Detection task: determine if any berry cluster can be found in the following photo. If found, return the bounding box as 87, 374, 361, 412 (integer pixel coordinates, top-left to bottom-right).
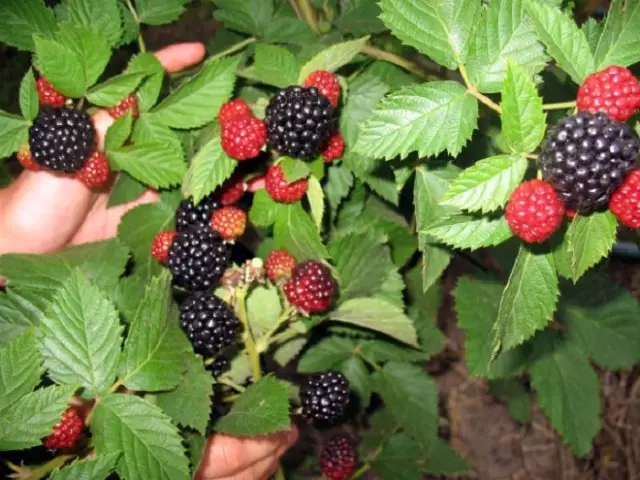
43, 407, 83, 450
507, 66, 640, 243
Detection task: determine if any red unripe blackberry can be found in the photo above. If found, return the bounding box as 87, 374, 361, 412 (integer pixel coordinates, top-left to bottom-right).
265, 249, 296, 282
151, 230, 178, 264
36, 77, 66, 108
167, 228, 232, 292
284, 260, 335, 313
320, 435, 357, 480
221, 116, 266, 160
218, 175, 245, 205
75, 150, 110, 189
300, 371, 350, 424
322, 131, 344, 163
577, 66, 640, 122
218, 99, 252, 125
266, 86, 334, 159
107, 94, 139, 119
265, 164, 308, 203
175, 193, 221, 232
538, 111, 639, 213
179, 292, 240, 357
210, 206, 247, 240
43, 407, 83, 449
29, 107, 96, 174
304, 70, 341, 108
609, 169, 640, 229
17, 144, 39, 171
505, 180, 565, 243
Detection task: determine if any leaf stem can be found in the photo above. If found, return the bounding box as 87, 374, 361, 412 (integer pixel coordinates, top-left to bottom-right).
236, 288, 262, 382
124, 0, 146, 53
356, 351, 382, 371
350, 445, 383, 479
296, 0, 321, 33
288, 0, 303, 20
209, 37, 257, 62
269, 328, 303, 347
542, 100, 576, 110
23, 455, 75, 480
219, 378, 246, 392
458, 63, 502, 114
107, 378, 124, 394
256, 305, 296, 353
523, 152, 538, 160
361, 44, 431, 79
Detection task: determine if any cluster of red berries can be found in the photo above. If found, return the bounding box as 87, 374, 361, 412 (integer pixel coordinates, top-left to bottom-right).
43, 407, 83, 450
506, 66, 640, 243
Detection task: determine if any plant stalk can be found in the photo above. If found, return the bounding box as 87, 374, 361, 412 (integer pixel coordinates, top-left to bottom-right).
296, 0, 321, 33
25, 455, 75, 480
124, 0, 146, 53
210, 37, 257, 62
542, 100, 576, 110
256, 305, 296, 353
236, 288, 262, 382
361, 44, 431, 79
458, 63, 502, 114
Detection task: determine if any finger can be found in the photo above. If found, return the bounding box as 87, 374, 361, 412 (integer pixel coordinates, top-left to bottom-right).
195, 428, 297, 480
154, 42, 206, 73
93, 109, 114, 150
219, 436, 296, 480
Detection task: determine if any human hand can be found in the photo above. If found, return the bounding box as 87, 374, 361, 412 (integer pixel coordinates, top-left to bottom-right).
195, 428, 299, 480
0, 43, 206, 256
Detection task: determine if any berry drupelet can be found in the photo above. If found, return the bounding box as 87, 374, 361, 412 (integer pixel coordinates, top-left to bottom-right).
538, 111, 639, 213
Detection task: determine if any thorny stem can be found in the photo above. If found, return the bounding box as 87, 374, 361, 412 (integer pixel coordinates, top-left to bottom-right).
361, 44, 431, 79
236, 288, 262, 382
124, 0, 146, 53
11, 454, 75, 480
458, 63, 502, 114
542, 100, 576, 110
296, 0, 321, 33
288, 0, 303, 20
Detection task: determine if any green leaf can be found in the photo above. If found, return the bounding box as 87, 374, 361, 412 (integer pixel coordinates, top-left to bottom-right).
91, 394, 190, 480
371, 433, 424, 480
330, 231, 393, 301
335, 0, 385, 36
0, 239, 130, 296
0, 385, 76, 450
108, 173, 146, 208
155, 353, 213, 434
273, 336, 307, 367
273, 203, 330, 260
39, 271, 122, 396
0, 330, 43, 411
562, 273, 640, 369
151, 57, 238, 129
280, 157, 311, 183
467, 0, 547, 93
493, 246, 559, 352
524, 0, 595, 84
529, 332, 600, 456
213, 0, 273, 36
339, 356, 371, 407
86, 72, 147, 107
325, 166, 354, 222
254, 44, 300, 88
107, 142, 186, 189
49, 453, 121, 480
135, 0, 188, 25
594, 0, 640, 69
566, 211, 617, 282
379, 0, 481, 70
249, 189, 282, 228
132, 114, 183, 153
126, 53, 164, 112
247, 284, 282, 339
423, 438, 470, 475
299, 36, 369, 81
355, 82, 478, 160
441, 155, 528, 213
371, 362, 438, 453
425, 214, 513, 250
216, 377, 291, 436
340, 73, 389, 148
119, 273, 191, 391
117, 2, 139, 48
182, 135, 236, 205
54, 24, 112, 91
489, 378, 532, 423
19, 68, 38, 121
65, 0, 122, 47
185, 432, 206, 477
414, 165, 460, 233
0, 111, 30, 160
306, 176, 324, 230
298, 337, 356, 372
0, 289, 53, 345
0, 0, 57, 51
117, 199, 175, 280
582, 17, 602, 55
33, 37, 81, 97
330, 298, 419, 347
105, 113, 133, 152
501, 62, 546, 153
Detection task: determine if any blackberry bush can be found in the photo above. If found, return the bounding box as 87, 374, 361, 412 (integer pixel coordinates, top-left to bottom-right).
1, 1, 640, 480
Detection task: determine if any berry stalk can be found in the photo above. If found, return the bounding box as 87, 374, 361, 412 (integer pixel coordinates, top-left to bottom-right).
256, 305, 296, 353
234, 287, 262, 382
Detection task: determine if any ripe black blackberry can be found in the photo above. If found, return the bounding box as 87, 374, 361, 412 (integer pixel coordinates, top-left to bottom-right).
265, 86, 334, 159
167, 228, 231, 292
175, 193, 221, 232
180, 292, 240, 357
206, 356, 230, 378
300, 371, 350, 424
538, 111, 639, 213
29, 107, 95, 173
